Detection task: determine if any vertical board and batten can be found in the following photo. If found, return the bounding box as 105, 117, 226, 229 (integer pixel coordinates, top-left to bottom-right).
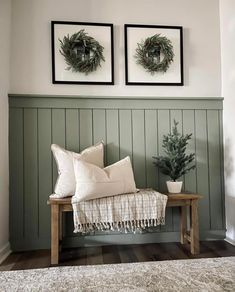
9, 95, 225, 250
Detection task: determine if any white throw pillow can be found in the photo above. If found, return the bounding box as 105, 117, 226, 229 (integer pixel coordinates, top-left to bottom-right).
73, 156, 137, 202
51, 142, 104, 198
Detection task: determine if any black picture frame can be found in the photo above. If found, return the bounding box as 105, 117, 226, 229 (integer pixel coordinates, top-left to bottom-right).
124, 24, 184, 86
51, 21, 114, 85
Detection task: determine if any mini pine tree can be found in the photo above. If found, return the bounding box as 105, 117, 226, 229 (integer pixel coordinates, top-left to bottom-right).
153, 120, 196, 181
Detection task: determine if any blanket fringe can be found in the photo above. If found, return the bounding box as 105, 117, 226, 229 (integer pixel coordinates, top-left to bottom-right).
73, 217, 165, 234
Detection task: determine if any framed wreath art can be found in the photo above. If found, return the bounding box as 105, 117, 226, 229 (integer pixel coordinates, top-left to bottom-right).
51, 21, 114, 85
125, 24, 183, 86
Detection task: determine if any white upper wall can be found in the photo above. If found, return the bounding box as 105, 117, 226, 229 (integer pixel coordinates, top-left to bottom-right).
10, 0, 221, 97
220, 0, 235, 242
0, 0, 11, 254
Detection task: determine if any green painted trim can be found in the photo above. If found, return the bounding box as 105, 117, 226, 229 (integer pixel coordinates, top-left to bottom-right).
8, 94, 224, 101
63, 230, 226, 248
10, 230, 226, 251
9, 95, 223, 110
10, 237, 50, 251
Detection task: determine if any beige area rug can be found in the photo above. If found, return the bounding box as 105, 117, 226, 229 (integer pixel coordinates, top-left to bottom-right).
0, 257, 235, 291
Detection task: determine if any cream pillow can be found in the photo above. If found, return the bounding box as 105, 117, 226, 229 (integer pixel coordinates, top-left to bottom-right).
73, 156, 137, 202
51, 142, 104, 198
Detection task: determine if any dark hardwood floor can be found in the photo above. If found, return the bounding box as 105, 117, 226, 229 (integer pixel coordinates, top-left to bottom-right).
1, 240, 235, 271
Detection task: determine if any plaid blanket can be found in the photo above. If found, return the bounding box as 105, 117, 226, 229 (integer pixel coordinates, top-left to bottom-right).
72, 189, 168, 234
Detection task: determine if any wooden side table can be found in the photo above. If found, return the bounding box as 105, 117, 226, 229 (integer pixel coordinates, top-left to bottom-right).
166, 193, 203, 254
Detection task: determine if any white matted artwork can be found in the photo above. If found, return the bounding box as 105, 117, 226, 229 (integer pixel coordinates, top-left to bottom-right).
125, 24, 183, 86
51, 21, 114, 85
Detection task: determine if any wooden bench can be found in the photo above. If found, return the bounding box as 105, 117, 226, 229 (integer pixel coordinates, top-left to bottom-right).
48, 192, 202, 265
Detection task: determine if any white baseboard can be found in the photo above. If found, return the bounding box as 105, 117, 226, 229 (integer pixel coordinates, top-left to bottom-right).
225, 237, 235, 246
0, 242, 11, 264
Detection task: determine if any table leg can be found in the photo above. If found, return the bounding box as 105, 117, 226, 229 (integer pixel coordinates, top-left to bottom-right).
51, 204, 59, 265
180, 205, 187, 244
190, 200, 200, 254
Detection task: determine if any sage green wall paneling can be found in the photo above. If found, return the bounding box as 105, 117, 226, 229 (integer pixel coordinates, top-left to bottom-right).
52, 109, 66, 187
195, 110, 210, 230
23, 109, 38, 238
182, 110, 197, 233
170, 110, 183, 232
79, 109, 93, 150
65, 109, 80, 236
93, 109, 106, 165
9, 108, 24, 240
183, 110, 197, 193
207, 110, 223, 230
52, 109, 68, 237
145, 110, 158, 190
106, 110, 119, 165
8, 95, 225, 250
132, 110, 146, 189
65, 109, 80, 152
157, 110, 172, 232
93, 109, 106, 145
119, 110, 132, 161
158, 110, 170, 192
219, 110, 225, 229
38, 109, 52, 239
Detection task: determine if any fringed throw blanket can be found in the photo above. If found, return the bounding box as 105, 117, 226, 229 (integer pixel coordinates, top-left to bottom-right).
72, 189, 168, 234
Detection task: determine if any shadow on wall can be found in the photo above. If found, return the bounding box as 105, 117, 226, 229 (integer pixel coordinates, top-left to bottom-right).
224, 137, 234, 179
226, 195, 235, 240
224, 137, 235, 241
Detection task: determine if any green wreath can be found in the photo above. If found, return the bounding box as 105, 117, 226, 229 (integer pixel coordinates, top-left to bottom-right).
135, 34, 174, 74
59, 30, 105, 75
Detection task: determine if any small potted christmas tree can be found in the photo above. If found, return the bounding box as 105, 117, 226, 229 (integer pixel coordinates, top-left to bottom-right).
153, 120, 196, 193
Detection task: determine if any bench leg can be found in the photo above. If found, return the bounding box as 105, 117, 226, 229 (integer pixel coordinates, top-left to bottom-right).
59, 210, 63, 241
59, 210, 63, 252
180, 205, 187, 244
51, 204, 59, 265
190, 200, 200, 254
